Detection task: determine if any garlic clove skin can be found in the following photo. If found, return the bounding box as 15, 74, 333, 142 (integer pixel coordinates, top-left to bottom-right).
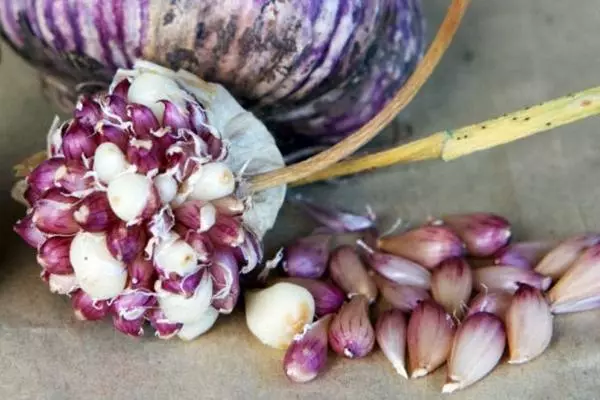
534, 234, 600, 280
177, 306, 219, 341
431, 257, 473, 318
329, 245, 378, 302
467, 290, 513, 321
69, 232, 128, 300
189, 162, 236, 201
328, 295, 375, 359
375, 310, 408, 378
93, 142, 129, 183
407, 301, 455, 379
473, 266, 551, 294
547, 243, 600, 314
506, 284, 553, 364
443, 312, 506, 393
155, 270, 213, 324
245, 282, 315, 349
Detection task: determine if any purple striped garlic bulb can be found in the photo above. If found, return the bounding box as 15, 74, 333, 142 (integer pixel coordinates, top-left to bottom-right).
13, 61, 285, 340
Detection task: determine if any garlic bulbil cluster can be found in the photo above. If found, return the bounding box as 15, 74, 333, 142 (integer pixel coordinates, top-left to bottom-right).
13, 61, 285, 340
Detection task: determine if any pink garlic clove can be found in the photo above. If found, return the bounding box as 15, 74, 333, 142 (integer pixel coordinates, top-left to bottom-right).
493, 240, 556, 269
375, 309, 408, 378
377, 226, 465, 269
431, 257, 473, 318
96, 122, 128, 151
329, 295, 375, 358
535, 234, 600, 280
236, 228, 263, 274
209, 248, 240, 314
173, 200, 217, 232
187, 101, 208, 133
407, 301, 456, 378
358, 240, 431, 289
161, 100, 191, 131
128, 103, 159, 139
14, 212, 47, 249
443, 312, 506, 393
473, 266, 551, 294
291, 196, 375, 233
373, 274, 430, 313
148, 308, 183, 340
283, 314, 333, 383
439, 213, 511, 257
160, 270, 204, 298
73, 191, 118, 232
61, 120, 98, 161
113, 315, 145, 337
54, 160, 95, 194
212, 196, 245, 216
547, 243, 600, 314
110, 78, 131, 99
207, 215, 245, 247
128, 255, 157, 290
32, 189, 79, 235
280, 277, 345, 317
111, 289, 156, 321
26, 157, 65, 198
176, 227, 213, 264
329, 245, 378, 303
37, 236, 74, 275
467, 290, 513, 321
107, 221, 147, 264
74, 96, 103, 127
506, 284, 553, 364
126, 137, 163, 174
283, 234, 331, 279
71, 289, 110, 321
100, 95, 129, 124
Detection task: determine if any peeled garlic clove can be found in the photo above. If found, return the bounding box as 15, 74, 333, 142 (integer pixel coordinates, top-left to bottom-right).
153, 234, 200, 277
245, 282, 315, 349
467, 290, 513, 321
280, 277, 345, 317
283, 314, 333, 383
177, 307, 219, 341
93, 142, 129, 183
439, 213, 511, 257
358, 240, 431, 289
493, 240, 556, 269
107, 172, 160, 223
443, 312, 506, 393
506, 284, 553, 364
189, 162, 236, 201
373, 274, 430, 313
155, 270, 213, 324
329, 245, 378, 302
431, 257, 473, 318
69, 232, 128, 300
375, 309, 408, 378
547, 243, 600, 313
473, 266, 551, 294
377, 226, 465, 269
283, 234, 331, 279
407, 301, 455, 378
535, 234, 600, 280
328, 295, 375, 358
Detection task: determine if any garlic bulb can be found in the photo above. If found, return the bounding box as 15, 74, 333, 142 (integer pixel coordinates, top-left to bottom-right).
245, 283, 316, 349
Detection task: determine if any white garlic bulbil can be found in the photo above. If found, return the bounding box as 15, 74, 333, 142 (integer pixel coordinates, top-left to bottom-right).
127, 72, 188, 120
69, 232, 127, 300
155, 273, 213, 324
93, 142, 129, 183
153, 237, 199, 276
245, 283, 315, 349
177, 307, 219, 341
189, 162, 235, 201
154, 172, 178, 204
107, 173, 152, 222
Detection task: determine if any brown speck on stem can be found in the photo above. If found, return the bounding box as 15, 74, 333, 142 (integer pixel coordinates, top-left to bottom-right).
581, 99, 592, 107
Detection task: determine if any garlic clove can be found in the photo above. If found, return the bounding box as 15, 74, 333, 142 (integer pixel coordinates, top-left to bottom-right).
407, 301, 455, 378
212, 196, 245, 216
127, 72, 184, 120
547, 243, 600, 313
14, 212, 47, 249
148, 308, 182, 339
97, 122, 129, 152
209, 248, 240, 314
290, 196, 375, 233
473, 266, 551, 294
373, 274, 430, 313
153, 235, 200, 277
283, 314, 333, 383
46, 273, 79, 295
32, 189, 79, 235
73, 191, 118, 232
377, 226, 465, 269
358, 240, 431, 289
173, 200, 217, 232
93, 142, 129, 183
283, 234, 331, 279
71, 289, 110, 321
106, 221, 147, 264
69, 232, 128, 300
440, 213, 511, 257
280, 277, 345, 317
467, 290, 513, 321
155, 270, 213, 324
207, 215, 245, 247
189, 162, 236, 201
113, 315, 146, 337
375, 309, 408, 378
493, 240, 556, 269
328, 295, 375, 358
177, 306, 219, 341
154, 172, 178, 204
61, 120, 98, 161
506, 284, 553, 364
535, 234, 600, 280
245, 282, 315, 349
37, 236, 73, 275
443, 312, 506, 393
329, 245, 378, 302
431, 257, 473, 318
107, 172, 159, 223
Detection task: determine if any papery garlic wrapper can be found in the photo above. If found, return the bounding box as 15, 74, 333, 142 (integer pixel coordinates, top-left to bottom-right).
12, 61, 285, 340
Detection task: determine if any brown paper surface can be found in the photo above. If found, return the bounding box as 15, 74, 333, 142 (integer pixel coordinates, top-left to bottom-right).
2, 1, 600, 399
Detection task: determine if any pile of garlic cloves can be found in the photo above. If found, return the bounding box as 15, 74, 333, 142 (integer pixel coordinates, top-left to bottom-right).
246, 200, 600, 392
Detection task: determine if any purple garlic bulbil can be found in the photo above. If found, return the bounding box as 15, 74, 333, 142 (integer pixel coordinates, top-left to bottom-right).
12, 61, 285, 341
